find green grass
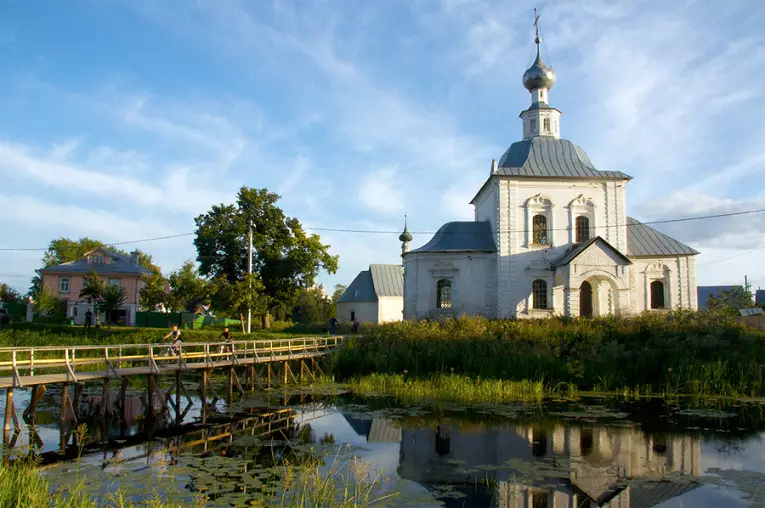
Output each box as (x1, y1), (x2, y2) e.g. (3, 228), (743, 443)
(348, 373), (554, 403)
(330, 310), (765, 399)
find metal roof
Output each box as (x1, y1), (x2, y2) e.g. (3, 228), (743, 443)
(626, 217), (700, 257)
(337, 264), (404, 303)
(552, 236), (632, 268)
(369, 264), (403, 297)
(496, 137), (632, 180)
(408, 221), (496, 254)
(337, 270), (376, 303)
(39, 249), (152, 276)
(697, 285), (742, 309)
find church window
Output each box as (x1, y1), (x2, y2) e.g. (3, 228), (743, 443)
(575, 216), (590, 243)
(532, 214), (548, 245)
(543, 118), (550, 132)
(532, 279), (548, 310)
(650, 281), (665, 309)
(436, 279), (452, 309)
(530, 118), (536, 132)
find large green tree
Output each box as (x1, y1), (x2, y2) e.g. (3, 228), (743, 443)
(708, 287), (755, 315)
(193, 187), (338, 319)
(41, 237), (161, 274)
(100, 284), (127, 328)
(167, 261), (212, 312)
(140, 272), (170, 311)
(0, 283), (23, 304)
(212, 274), (269, 332)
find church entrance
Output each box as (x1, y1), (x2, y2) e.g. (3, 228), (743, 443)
(579, 281), (593, 318)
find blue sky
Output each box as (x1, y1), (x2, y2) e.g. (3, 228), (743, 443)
(1, 0), (764, 295)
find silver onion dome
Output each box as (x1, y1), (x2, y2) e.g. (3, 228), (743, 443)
(399, 226), (413, 243)
(522, 47), (556, 91)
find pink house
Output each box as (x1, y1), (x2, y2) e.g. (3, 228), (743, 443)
(38, 248), (152, 326)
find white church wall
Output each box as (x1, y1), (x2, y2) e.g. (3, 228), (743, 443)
(336, 301), (378, 323)
(491, 179), (628, 318)
(403, 252), (495, 319)
(629, 256), (698, 312)
(377, 296), (404, 323)
(474, 180), (499, 237)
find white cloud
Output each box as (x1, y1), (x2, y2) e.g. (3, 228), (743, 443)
(358, 166), (405, 217)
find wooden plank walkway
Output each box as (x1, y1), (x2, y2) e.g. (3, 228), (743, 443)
(0, 336), (343, 389)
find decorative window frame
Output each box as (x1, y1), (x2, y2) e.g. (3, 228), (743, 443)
(525, 194), (554, 248)
(530, 278), (551, 312)
(643, 262), (671, 310)
(108, 278), (121, 288)
(567, 195), (596, 244)
(59, 277), (71, 293)
(429, 261), (458, 311)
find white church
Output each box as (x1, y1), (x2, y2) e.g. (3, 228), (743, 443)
(400, 31), (700, 320)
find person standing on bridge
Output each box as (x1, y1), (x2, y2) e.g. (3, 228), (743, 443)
(219, 327), (234, 356)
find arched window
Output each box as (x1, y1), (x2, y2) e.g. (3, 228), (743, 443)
(650, 281), (665, 309)
(575, 216), (590, 243)
(532, 279), (548, 310)
(532, 214), (548, 245)
(436, 279), (452, 309)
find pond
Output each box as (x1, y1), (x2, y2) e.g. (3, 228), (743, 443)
(2, 381), (765, 507)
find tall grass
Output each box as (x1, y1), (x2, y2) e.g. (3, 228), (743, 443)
(330, 310), (765, 398)
(349, 373), (550, 403)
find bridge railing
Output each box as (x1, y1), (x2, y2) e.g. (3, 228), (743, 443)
(0, 336), (343, 386)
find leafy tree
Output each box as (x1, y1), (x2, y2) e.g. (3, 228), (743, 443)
(331, 284), (346, 305)
(140, 272), (170, 311)
(100, 284), (127, 328)
(41, 237), (161, 274)
(193, 187), (338, 324)
(211, 274), (268, 332)
(79, 270), (106, 306)
(167, 261), (212, 312)
(27, 276), (42, 298)
(292, 286), (334, 324)
(32, 286), (66, 321)
(0, 283), (22, 304)
(707, 286), (755, 315)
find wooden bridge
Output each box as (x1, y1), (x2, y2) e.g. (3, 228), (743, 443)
(0, 336), (344, 449)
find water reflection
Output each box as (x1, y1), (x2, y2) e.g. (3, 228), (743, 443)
(4, 390), (765, 507)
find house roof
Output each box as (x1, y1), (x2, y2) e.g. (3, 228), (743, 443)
(337, 264), (404, 303)
(552, 236), (632, 268)
(756, 289), (765, 306)
(626, 217), (700, 257)
(496, 137), (632, 180)
(38, 248), (152, 276)
(407, 221), (497, 254)
(370, 264), (403, 297)
(697, 285), (742, 309)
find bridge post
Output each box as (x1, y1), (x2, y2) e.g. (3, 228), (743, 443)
(146, 374), (155, 430)
(175, 370), (182, 426)
(119, 378), (128, 437)
(200, 369), (208, 425)
(227, 367), (233, 403)
(60, 383), (69, 427)
(266, 363), (271, 389)
(100, 378), (112, 418)
(282, 361), (288, 385)
(248, 364), (255, 391)
(23, 384), (46, 424)
(3, 388), (15, 445)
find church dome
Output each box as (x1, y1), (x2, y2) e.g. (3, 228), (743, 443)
(522, 49), (556, 91)
(399, 228), (413, 243)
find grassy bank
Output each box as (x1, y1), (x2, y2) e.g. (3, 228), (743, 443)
(332, 311), (765, 398)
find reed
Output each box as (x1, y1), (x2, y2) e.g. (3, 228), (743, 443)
(349, 373), (549, 403)
(330, 310), (765, 398)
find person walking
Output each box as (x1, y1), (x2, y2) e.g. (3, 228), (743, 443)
(84, 309), (93, 331)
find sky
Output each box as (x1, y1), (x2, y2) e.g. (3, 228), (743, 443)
(1, 0), (764, 295)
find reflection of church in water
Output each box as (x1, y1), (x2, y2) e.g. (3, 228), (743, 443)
(344, 414), (701, 508)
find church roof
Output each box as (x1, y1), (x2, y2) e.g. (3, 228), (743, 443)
(626, 217), (700, 257)
(496, 137), (632, 180)
(552, 236), (632, 268)
(407, 221), (497, 254)
(337, 264), (403, 303)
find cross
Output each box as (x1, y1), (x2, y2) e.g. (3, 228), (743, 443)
(533, 8), (541, 44)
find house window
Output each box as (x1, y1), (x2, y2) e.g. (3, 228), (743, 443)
(91, 255), (104, 264)
(543, 118), (550, 132)
(436, 279), (452, 309)
(532, 493), (549, 508)
(59, 277), (71, 293)
(650, 281), (665, 309)
(532, 214), (548, 245)
(109, 278), (121, 288)
(532, 279), (548, 310)
(575, 216), (590, 243)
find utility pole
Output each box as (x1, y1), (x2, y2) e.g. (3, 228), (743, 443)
(247, 220), (253, 334)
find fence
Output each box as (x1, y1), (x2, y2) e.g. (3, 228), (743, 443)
(134, 311), (241, 330)
(735, 315), (765, 332)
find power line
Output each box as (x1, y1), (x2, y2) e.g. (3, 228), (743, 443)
(697, 246), (765, 267)
(0, 207), (763, 252)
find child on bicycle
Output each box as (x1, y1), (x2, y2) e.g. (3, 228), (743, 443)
(162, 325), (183, 356)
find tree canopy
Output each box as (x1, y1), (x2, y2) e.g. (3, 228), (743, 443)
(42, 237), (161, 274)
(707, 286), (755, 315)
(0, 283), (23, 304)
(193, 187), (338, 316)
